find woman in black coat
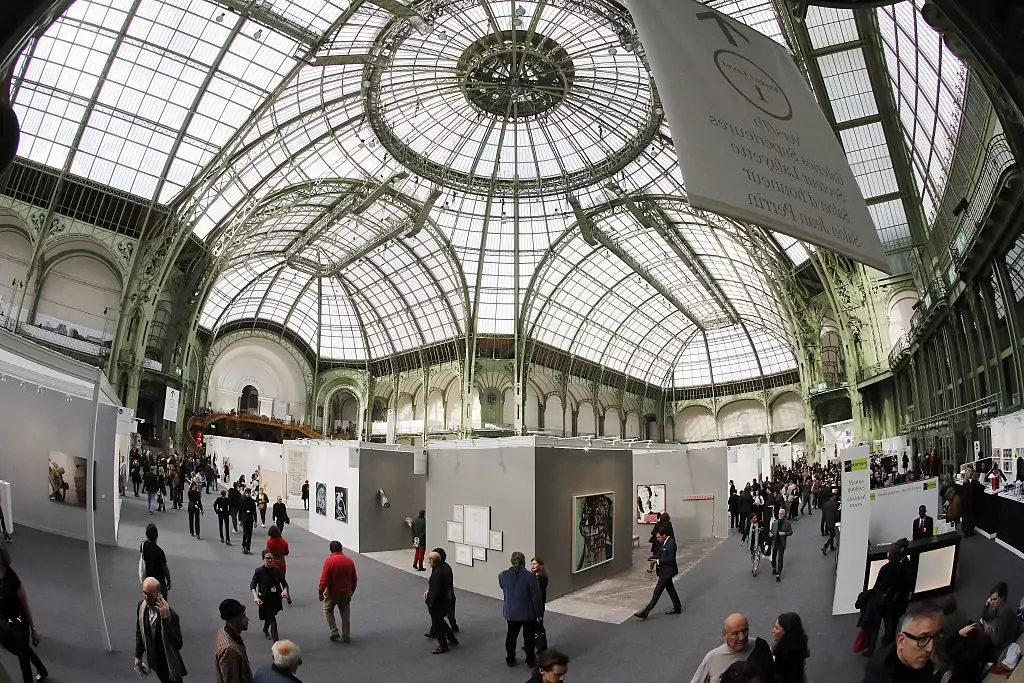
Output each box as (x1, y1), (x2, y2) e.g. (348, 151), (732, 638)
(251, 550), (289, 642)
(772, 612), (809, 683)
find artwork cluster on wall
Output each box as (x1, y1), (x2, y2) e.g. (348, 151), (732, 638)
(573, 491), (614, 573)
(445, 504), (503, 567)
(636, 484), (666, 524)
(315, 482), (327, 516)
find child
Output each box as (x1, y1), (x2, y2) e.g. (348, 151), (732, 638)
(156, 490), (166, 512)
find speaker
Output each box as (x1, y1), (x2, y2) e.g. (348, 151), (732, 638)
(0, 100), (19, 174)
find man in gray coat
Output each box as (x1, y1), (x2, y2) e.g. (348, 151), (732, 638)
(770, 509), (793, 582)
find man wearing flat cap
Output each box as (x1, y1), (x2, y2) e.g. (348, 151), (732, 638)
(215, 598), (253, 683)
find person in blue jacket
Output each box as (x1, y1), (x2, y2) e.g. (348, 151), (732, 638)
(498, 551), (543, 668)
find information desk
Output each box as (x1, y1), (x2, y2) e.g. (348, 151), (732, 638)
(995, 492), (1024, 556)
(864, 531), (962, 598)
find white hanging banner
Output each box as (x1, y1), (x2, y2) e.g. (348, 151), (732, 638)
(628, 0), (890, 273)
(163, 387), (180, 423)
(833, 445), (871, 615)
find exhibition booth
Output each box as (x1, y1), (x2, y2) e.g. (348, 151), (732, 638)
(633, 441), (728, 541)
(205, 435), (287, 500)
(425, 436), (632, 602)
(727, 443), (771, 488)
(289, 440), (425, 554)
(0, 329), (123, 544)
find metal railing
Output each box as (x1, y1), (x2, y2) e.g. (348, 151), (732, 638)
(949, 134), (1017, 264)
(857, 362), (887, 383)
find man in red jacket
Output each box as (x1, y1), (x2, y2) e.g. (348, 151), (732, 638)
(318, 541), (357, 642)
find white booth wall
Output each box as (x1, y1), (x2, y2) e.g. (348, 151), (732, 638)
(0, 335), (120, 544)
(205, 435), (285, 500)
(634, 442), (728, 542)
(306, 441), (361, 551)
(728, 443), (767, 488)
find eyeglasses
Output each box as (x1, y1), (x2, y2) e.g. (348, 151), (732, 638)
(900, 630), (943, 647)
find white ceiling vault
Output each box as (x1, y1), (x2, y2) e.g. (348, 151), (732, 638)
(9, 0), (969, 388)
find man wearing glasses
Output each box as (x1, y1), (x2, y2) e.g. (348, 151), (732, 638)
(862, 602), (942, 683)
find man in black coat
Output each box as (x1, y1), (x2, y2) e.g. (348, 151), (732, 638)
(227, 484), (242, 533)
(425, 547), (459, 640)
(424, 551), (458, 654)
(143, 467), (160, 515)
(633, 530), (681, 619)
(862, 602), (941, 683)
(239, 488), (258, 555)
(213, 491), (232, 545)
(821, 496), (839, 555)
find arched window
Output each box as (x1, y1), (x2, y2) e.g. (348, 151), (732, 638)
(239, 385), (259, 414)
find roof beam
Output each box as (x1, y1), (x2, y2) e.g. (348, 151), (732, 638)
(567, 196), (705, 332)
(214, 0), (319, 45)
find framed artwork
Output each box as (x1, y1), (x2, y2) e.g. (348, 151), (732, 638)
(488, 530), (503, 551)
(572, 491), (614, 573)
(636, 484), (666, 524)
(455, 544), (473, 566)
(334, 486), (348, 523)
(472, 546), (487, 561)
(315, 482), (327, 516)
(452, 505), (464, 522)
(446, 521), (464, 544)
(463, 505), (490, 547)
(48, 451), (86, 507)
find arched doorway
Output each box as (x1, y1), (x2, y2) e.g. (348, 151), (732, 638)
(324, 388), (360, 438)
(239, 385), (259, 414)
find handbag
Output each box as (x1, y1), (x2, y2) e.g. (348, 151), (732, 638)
(853, 627), (870, 653)
(0, 617), (26, 656)
(137, 543), (146, 582)
(534, 620), (548, 653)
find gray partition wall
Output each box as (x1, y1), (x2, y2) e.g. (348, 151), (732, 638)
(425, 438), (537, 600)
(534, 443), (633, 601)
(0, 380), (118, 544)
(357, 446), (426, 553)
(634, 444), (729, 541)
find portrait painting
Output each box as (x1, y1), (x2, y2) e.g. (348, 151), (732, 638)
(334, 486), (348, 523)
(636, 484), (666, 524)
(573, 492), (614, 573)
(315, 482), (327, 516)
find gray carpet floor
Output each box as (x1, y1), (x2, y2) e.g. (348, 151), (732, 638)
(0, 497), (1019, 682)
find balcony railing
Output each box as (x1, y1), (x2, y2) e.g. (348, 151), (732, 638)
(857, 362), (887, 383)
(949, 134), (1017, 264)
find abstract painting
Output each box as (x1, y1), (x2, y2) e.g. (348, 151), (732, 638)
(315, 482), (327, 516)
(636, 484), (666, 524)
(573, 491), (614, 573)
(334, 486), (348, 523)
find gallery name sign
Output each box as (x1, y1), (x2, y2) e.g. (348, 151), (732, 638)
(628, 0), (890, 273)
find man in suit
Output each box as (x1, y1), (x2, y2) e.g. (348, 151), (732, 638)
(239, 488), (258, 555)
(912, 505), (933, 540)
(134, 577), (186, 682)
(633, 530), (682, 619)
(820, 495), (839, 555)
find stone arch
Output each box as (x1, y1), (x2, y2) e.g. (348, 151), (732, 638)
(604, 407), (621, 438)
(544, 394), (564, 435)
(717, 399), (767, 439)
(576, 399), (597, 436)
(205, 334), (310, 420)
(0, 222), (33, 322)
(35, 247), (122, 340)
(624, 411), (641, 439)
(675, 405), (716, 442)
(887, 289), (920, 348)
(769, 391), (804, 433)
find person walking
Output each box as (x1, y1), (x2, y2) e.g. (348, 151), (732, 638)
(633, 529), (682, 619)
(498, 552), (543, 668)
(424, 548), (459, 640)
(530, 557), (549, 652)
(214, 598), (252, 683)
(141, 523), (172, 599)
(820, 496), (838, 556)
(800, 480), (812, 517)
(253, 640), (303, 683)
(134, 578), (186, 683)
(251, 551), (290, 643)
(770, 508), (793, 582)
(187, 482), (204, 540)
(228, 484), (242, 534)
(748, 513), (762, 577)
(738, 487), (754, 542)
(240, 488), (258, 555)
(300, 481), (309, 511)
(272, 497), (288, 532)
(424, 551), (458, 654)
(0, 545), (48, 683)
(256, 489), (269, 529)
(131, 460), (143, 497)
(215, 491), (232, 545)
(407, 510), (426, 571)
(772, 612), (809, 683)
(170, 469), (182, 511)
(318, 541), (357, 643)
(526, 649), (570, 683)
(144, 466), (160, 515)
(265, 526), (291, 605)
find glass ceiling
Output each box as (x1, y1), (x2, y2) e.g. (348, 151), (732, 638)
(8, 0), (971, 388)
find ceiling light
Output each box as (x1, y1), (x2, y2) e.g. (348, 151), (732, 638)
(514, 18), (523, 27)
(254, 29), (262, 40)
(608, 47), (617, 55)
(215, 12), (225, 22)
(516, 5), (526, 16)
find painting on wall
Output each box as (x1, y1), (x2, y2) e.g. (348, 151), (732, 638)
(49, 451), (87, 507)
(315, 482), (327, 516)
(636, 484), (666, 524)
(334, 486), (348, 523)
(572, 492), (614, 573)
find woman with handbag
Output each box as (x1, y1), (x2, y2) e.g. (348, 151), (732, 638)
(0, 545), (47, 682)
(530, 558), (549, 653)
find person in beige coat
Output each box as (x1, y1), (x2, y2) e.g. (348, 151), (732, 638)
(215, 598), (253, 683)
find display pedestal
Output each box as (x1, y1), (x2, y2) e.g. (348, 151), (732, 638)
(0, 480), (12, 535)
